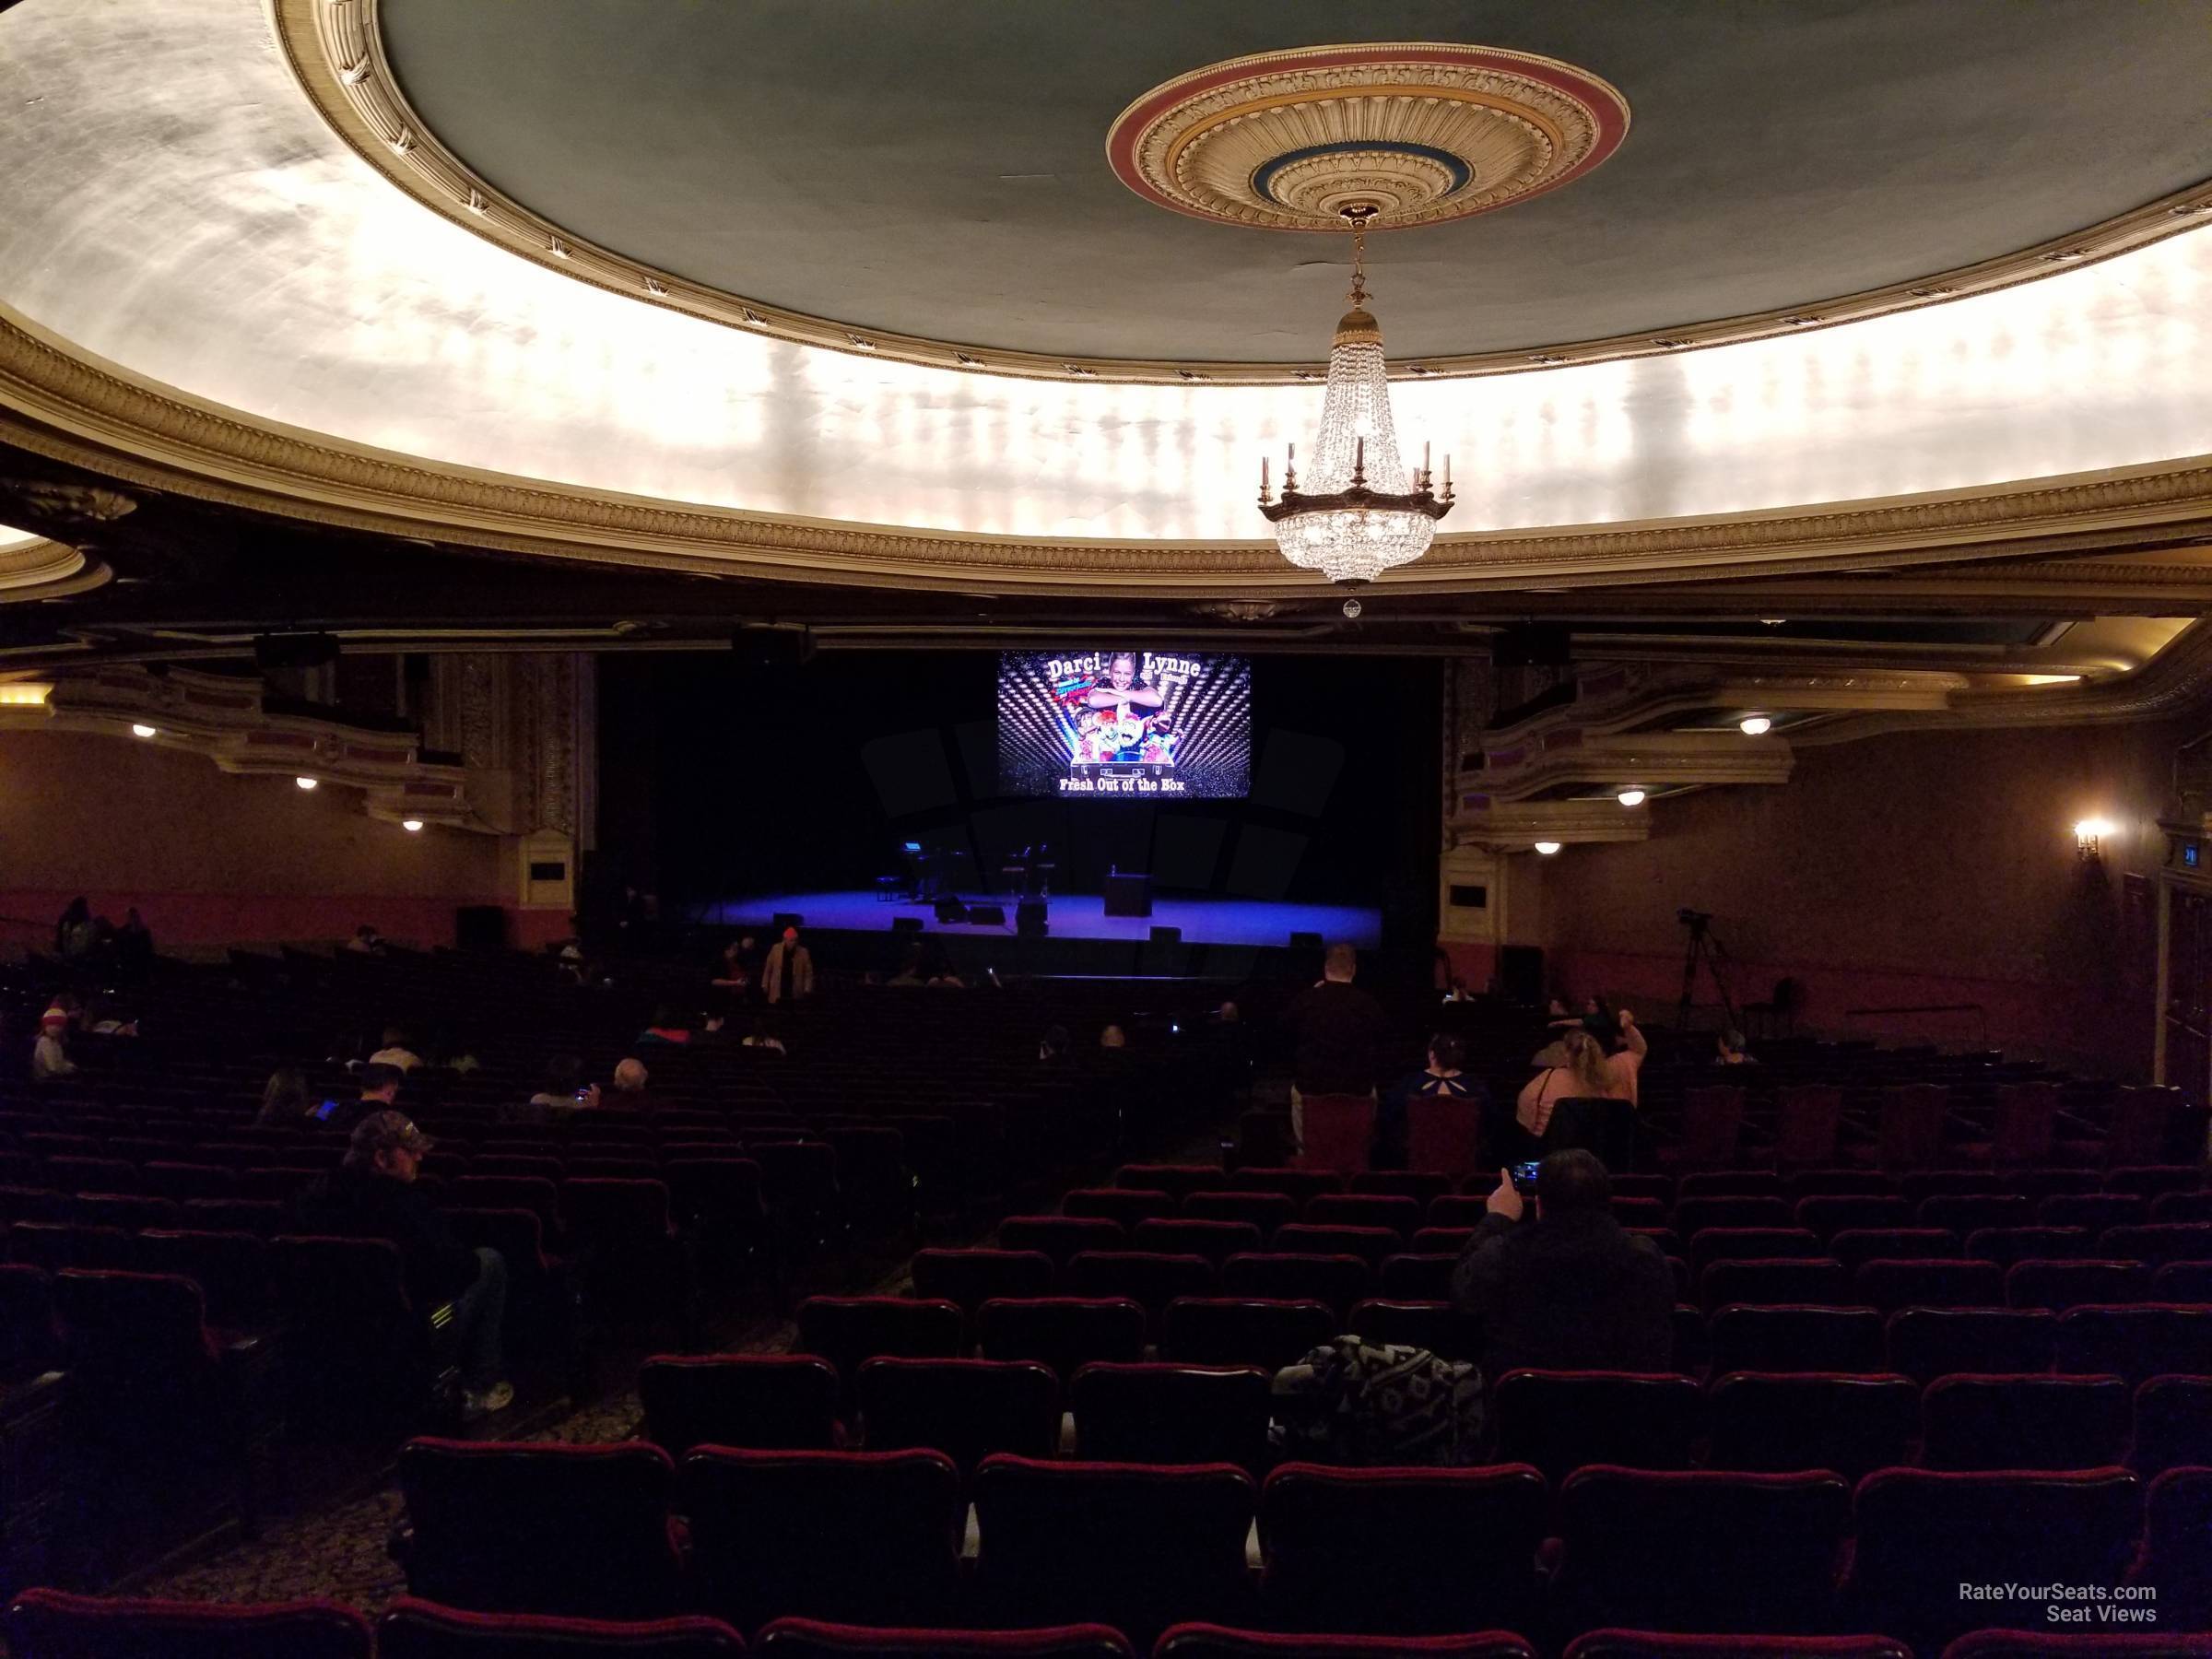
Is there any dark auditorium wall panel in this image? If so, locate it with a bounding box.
[1532,713,2185,1075]
[0,730,504,946]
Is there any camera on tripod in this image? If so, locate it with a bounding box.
[1677,907,1713,932]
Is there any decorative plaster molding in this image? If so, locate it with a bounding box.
[267,0,2212,387]
[6,300,2212,595]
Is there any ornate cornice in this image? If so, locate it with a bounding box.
[270,0,2212,387]
[6,297,2212,594]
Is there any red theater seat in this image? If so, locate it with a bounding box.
[2137,1466,2212,1632]
[1064,1252,1217,1320]
[2055,1303,2212,1382]
[1303,1193,1420,1237]
[856,1357,1059,1469]
[1699,1257,1849,1310]
[1710,1305,1886,1374]
[378,1596,747,1658]
[1969,1227,2099,1267]
[1853,1258,2004,1312]
[2132,1375,2212,1475]
[394,1438,684,1620]
[1493,1371,1702,1485]
[977,1296,1147,1380]
[1936,1633,2212,1657]
[1133,1219,1265,1266]
[1160,1297,1334,1371]
[1272,1224,1400,1269]
[1886,1306,2056,1383]
[1226,1168,1343,1204]
[1347,1297,1479,1361]
[680,1447,961,1631]
[1182,1191,1298,1236]
[911,1249,1056,1313]
[1379,1253,1461,1300]
[1554,1465,1852,1635]
[1565,1637,1909,1659]
[638,1353,841,1455]
[794,1296,962,1403]
[1218,1252,1369,1317]
[1794,1194,1912,1240]
[1705,1371,1919,1479]
[972,1454,1258,1642]
[1115,1164,1224,1201]
[1063,1189,1175,1229]
[1258,1462,1547,1636]
[1070,1361,1271,1471]
[1920,1373,2131,1471]
[5,1588,371,1659]
[998,1215,1125,1265]
[1160,1629,1537,1658]
[2005,1258,2150,1311]
[1830,1228,1960,1273]
[1687,1229,1827,1276]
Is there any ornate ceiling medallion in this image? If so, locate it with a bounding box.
[1107,43,1630,232]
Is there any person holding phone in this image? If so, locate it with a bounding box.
[1447,1148,1674,1382]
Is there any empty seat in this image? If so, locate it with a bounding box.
[1787,1168,1891,1203]
[1160,1631,1535,1659]
[856,1357,1059,1468]
[1794,1194,1912,1240]
[2100,1222,2212,1266]
[794,1296,962,1400]
[1918,1194,2034,1235]
[2006,1258,2151,1311]
[1565,1635,1902,1659]
[1411,1226,1477,1253]
[1350,1171,1453,1206]
[2138,1466,2212,1632]
[1259,1462,1547,1636]
[1676,1195,1794,1235]
[1492,1370,1702,1485]
[1428,1194,1493,1230]
[680,1446,961,1630]
[998,1215,1124,1265]
[1063,1188,1174,1228]
[1227,1168,1344,1203]
[135,1229,275,1326]
[4,1588,371,1659]
[1871,1085,1947,1171]
[2152,1259,2212,1299]
[184,1197,286,1237]
[10,1222,135,1272]
[276,1234,431,1430]
[2103,1166,2204,1199]
[1132,1219,1265,1266]
[1070,1362,1271,1471]
[2133,1374,2212,1476]
[1610,1196,1669,1230]
[1830,1228,1960,1273]
[1849,1468,2141,1652]
[1688,1229,1828,1276]
[1658,1088,1748,1172]
[450,1176,563,1239]
[1182,1191,1298,1237]
[1270,1224,1401,1269]
[977,1296,1146,1379]
[2055,1303,2212,1382]
[1706,1371,1919,1479]
[1854,1258,2004,1312]
[1378,1253,1458,1300]
[379,1596,746,1658]
[1710,1306,1886,1374]
[1404,1097,1483,1182]
[2039,1193,2146,1230]
[1304,1193,1420,1237]
[1700,1257,1849,1310]
[1968,1226,2100,1267]
[638,1353,841,1454]
[759,1619,1133,1658]
[1296,1096,1377,1175]
[1921,1373,2131,1471]
[0,1264,59,1380]
[1218,1252,1370,1317]
[1160,1297,1335,1371]
[72,1193,179,1233]
[1063,1251,1216,1318]
[394,1438,683,1619]
[1554,1465,1852,1635]
[139,1161,241,1203]
[910,1248,1056,1313]
[1115,1164,1224,1200]
[41,1157,138,1196]
[2149,1190,2212,1224]
[972,1454,1258,1643]
[1887,1306,2057,1383]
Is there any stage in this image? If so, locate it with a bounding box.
[688,889,1382,950]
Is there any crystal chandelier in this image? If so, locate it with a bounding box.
[1260,206,1453,586]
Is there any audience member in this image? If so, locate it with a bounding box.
[344,924,387,956]
[740,1019,787,1054]
[512,1054,597,1123]
[1037,1024,1070,1064]
[1377,1031,1487,1165]
[763,925,814,1005]
[53,897,94,961]
[1517,1011,1645,1139]
[113,906,155,981]
[1099,1024,1127,1049]
[1285,942,1390,1148]
[608,1056,651,1104]
[292,1112,512,1418]
[1449,1149,1674,1379]
[1714,1028,1756,1065]
[368,1026,424,1072]
[29,1006,76,1080]
[710,935,759,994]
[331,1063,405,1134]
[638,1006,693,1046]
[256,1065,314,1127]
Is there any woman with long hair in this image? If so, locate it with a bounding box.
[1517,1011,1646,1139]
[256,1065,313,1127]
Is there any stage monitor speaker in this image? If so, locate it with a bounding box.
[965,903,1006,926]
[1017,900,1048,938]
[1500,944,1545,1005]
[890,915,924,935]
[1148,925,1182,946]
[454,904,507,952]
[1288,930,1324,951]
[771,912,805,931]
[934,897,968,924]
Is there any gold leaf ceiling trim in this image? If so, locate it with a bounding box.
[5,300,2212,598]
[272,1,2212,387]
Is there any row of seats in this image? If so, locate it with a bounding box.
[367,1438,2209,1649]
[630,1349,2212,1479]
[23,1587,2210,1658]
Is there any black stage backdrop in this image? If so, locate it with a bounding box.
[597,651,1440,952]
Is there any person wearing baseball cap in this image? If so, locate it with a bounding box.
[30,1006,77,1081]
[763,924,813,1006]
[292,1110,512,1418]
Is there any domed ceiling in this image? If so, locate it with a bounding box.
[375,0,2212,363]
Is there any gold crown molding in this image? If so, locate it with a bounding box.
[8,300,2212,597]
[269,0,2212,388]
[0,533,101,602]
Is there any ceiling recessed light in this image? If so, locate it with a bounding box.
[294,776,319,790]
[1738,715,1773,736]
[1534,841,1562,855]
[130,723,157,738]
[400,818,424,832]
[1618,789,1646,807]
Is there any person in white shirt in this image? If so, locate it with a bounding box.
[368,1026,423,1072]
[30,1007,77,1081]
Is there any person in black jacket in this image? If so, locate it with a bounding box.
[1284,943,1391,1152]
[1449,1148,1674,1381]
[293,1111,512,1418]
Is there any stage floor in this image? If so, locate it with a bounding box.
[692,889,1381,949]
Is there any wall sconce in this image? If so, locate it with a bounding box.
[2074,817,2114,863]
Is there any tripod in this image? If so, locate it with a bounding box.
[1675,914,1744,1034]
